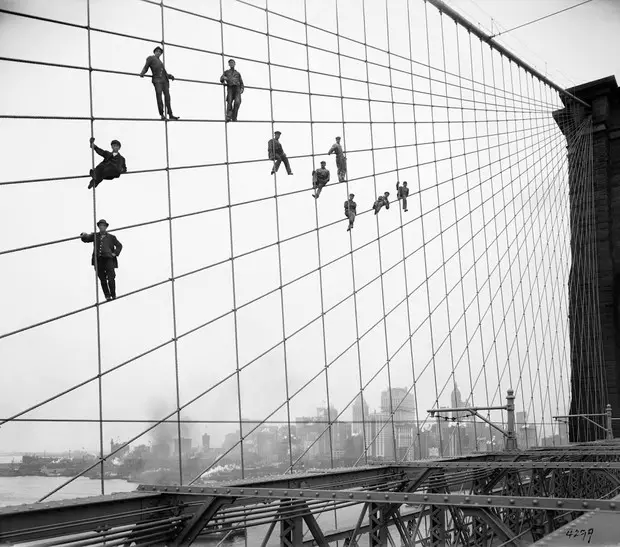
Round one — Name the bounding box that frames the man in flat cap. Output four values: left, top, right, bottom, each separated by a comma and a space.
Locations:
312, 160, 330, 198
396, 180, 409, 212
267, 130, 293, 175
220, 58, 244, 122
328, 136, 347, 182
344, 193, 356, 231
373, 191, 390, 215
140, 46, 179, 120
88, 137, 127, 189
80, 219, 123, 302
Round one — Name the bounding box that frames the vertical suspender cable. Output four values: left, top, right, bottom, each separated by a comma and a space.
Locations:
218, 0, 246, 481
159, 1, 183, 483
452, 23, 480, 451
85, 0, 105, 494
264, 0, 294, 469
334, 0, 368, 464
303, 0, 336, 471
422, 0, 445, 456
438, 12, 464, 455
360, 0, 398, 462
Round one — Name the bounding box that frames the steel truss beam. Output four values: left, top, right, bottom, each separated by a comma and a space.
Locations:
199, 486, 620, 512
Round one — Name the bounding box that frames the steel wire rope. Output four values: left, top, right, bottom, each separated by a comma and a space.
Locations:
0, 7, 566, 116
403, 0, 426, 462
484, 113, 590, 444
533, 94, 583, 438
467, 120, 584, 415
401, 128, 582, 459
489, 77, 564, 441
520, 74, 570, 443
383, 0, 423, 462
543, 85, 573, 433
477, 120, 582, 432
3, 124, 570, 446
3, 52, 568, 440
49, 130, 560, 487
264, 0, 295, 476
0, 1, 576, 114
436, 9, 465, 457
2, 20, 580, 506
466, 27, 495, 447
85, 0, 106, 496
317, 139, 573, 466
453, 22, 481, 451
477, 31, 506, 441
490, 48, 520, 415
516, 69, 549, 444
361, 0, 398, 463
7, 126, 572, 452
158, 0, 185, 486
419, 0, 445, 459
217, 142, 573, 476
333, 0, 369, 471
0, 119, 557, 189
228, 0, 571, 112
529, 75, 564, 442
216, 0, 246, 488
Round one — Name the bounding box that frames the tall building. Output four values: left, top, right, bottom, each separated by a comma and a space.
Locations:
450, 384, 467, 419
202, 432, 210, 451
379, 387, 416, 461
173, 437, 192, 457
352, 394, 369, 436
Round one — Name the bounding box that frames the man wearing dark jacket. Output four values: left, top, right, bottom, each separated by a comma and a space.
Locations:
140, 46, 179, 120
396, 180, 409, 212
80, 219, 123, 301
344, 193, 356, 231
373, 191, 390, 215
88, 138, 127, 189
220, 59, 244, 122
267, 131, 293, 175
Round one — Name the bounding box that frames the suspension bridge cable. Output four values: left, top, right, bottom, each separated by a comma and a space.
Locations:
1, 124, 569, 437
0, 0, 586, 505
488, 0, 595, 39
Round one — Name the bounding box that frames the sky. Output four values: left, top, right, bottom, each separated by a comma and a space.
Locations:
0, 0, 614, 483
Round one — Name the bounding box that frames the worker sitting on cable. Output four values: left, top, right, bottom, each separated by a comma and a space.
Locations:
140, 46, 179, 121
312, 161, 330, 198
344, 193, 357, 231
328, 136, 347, 182
87, 138, 127, 190
220, 58, 244, 122
80, 219, 122, 302
373, 191, 390, 215
268, 131, 293, 175
396, 180, 409, 212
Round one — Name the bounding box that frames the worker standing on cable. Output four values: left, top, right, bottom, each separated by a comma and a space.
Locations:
396, 181, 409, 212
80, 219, 123, 302
312, 161, 330, 198
328, 136, 347, 182
373, 191, 390, 215
268, 131, 293, 175
220, 58, 244, 122
140, 46, 179, 121
344, 193, 357, 231
87, 138, 127, 190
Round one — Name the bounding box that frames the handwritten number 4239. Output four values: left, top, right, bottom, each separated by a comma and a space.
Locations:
565, 528, 594, 543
